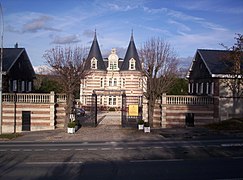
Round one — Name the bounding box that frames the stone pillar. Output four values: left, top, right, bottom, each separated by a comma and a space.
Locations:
161, 93, 167, 128
50, 91, 56, 129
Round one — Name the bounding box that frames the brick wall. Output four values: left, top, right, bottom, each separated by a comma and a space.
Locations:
153, 94, 218, 128
1, 92, 66, 133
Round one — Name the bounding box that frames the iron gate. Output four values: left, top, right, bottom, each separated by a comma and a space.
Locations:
77, 93, 97, 127
121, 93, 143, 128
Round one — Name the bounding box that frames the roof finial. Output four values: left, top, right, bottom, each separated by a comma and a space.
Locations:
94, 29, 97, 41
131, 29, 134, 41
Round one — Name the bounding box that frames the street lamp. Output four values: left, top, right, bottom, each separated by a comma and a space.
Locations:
0, 3, 4, 135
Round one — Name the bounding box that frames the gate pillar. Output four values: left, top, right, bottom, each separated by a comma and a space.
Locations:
92, 91, 97, 126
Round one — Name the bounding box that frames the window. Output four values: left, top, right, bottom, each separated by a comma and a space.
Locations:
200, 83, 204, 94
122, 78, 125, 88
129, 58, 136, 70
13, 80, 17, 92
191, 83, 194, 94
100, 78, 103, 87
196, 83, 199, 94
109, 78, 112, 86
211, 82, 214, 95
107, 48, 119, 71
109, 96, 116, 106
28, 81, 32, 92
91, 57, 97, 69
108, 78, 117, 86
21, 81, 25, 92
188, 83, 191, 94
206, 82, 209, 94
113, 78, 117, 86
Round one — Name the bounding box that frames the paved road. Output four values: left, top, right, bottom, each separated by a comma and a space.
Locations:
1, 139, 243, 179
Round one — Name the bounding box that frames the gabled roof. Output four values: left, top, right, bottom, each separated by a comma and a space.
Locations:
120, 33, 142, 71
3, 48, 35, 76
187, 49, 243, 78
84, 32, 106, 70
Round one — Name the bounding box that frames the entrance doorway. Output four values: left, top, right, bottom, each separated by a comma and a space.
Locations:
22, 111, 31, 131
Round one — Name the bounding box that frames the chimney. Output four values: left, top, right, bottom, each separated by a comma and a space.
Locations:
14, 42, 18, 48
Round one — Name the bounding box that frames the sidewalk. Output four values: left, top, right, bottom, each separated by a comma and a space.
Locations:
6, 125, 243, 143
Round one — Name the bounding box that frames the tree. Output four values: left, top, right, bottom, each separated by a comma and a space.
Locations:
43, 46, 87, 128
140, 37, 179, 127
34, 74, 63, 93
220, 33, 243, 116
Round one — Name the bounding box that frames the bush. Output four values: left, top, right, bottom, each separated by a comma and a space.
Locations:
67, 121, 76, 128
138, 119, 144, 125
109, 107, 116, 111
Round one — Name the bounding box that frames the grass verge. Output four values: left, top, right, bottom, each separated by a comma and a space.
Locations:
0, 133, 22, 140
205, 118, 243, 131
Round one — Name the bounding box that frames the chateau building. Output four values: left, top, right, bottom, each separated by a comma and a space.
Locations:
80, 32, 145, 108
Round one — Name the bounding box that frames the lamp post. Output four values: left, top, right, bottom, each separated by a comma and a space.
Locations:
0, 3, 4, 135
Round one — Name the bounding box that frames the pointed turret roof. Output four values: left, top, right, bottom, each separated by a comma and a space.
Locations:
84, 31, 106, 70
120, 31, 142, 71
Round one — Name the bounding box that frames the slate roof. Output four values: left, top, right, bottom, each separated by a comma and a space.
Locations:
199, 49, 243, 74
120, 33, 142, 71
188, 49, 243, 78
84, 32, 106, 71
2, 48, 35, 76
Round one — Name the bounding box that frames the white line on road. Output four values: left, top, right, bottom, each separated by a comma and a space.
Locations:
88, 148, 98, 151
114, 147, 124, 150
26, 161, 83, 165
23, 149, 32, 152
61, 149, 71, 151
75, 148, 84, 151
0, 149, 7, 152
128, 147, 136, 150
34, 149, 44, 151
221, 143, 243, 147
130, 159, 184, 163
49, 149, 58, 151
101, 148, 111, 151
11, 149, 20, 151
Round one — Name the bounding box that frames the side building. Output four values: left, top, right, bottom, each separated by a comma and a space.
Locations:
80, 32, 145, 109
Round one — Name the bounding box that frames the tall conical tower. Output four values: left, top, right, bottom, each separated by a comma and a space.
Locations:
120, 31, 142, 71
84, 31, 106, 70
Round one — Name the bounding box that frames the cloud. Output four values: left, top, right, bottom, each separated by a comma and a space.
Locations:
168, 19, 191, 32
22, 15, 60, 33
50, 34, 81, 44
143, 6, 227, 32
82, 29, 95, 38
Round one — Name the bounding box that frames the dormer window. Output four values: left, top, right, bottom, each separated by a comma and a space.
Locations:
129, 58, 136, 70
91, 57, 97, 69
107, 48, 119, 71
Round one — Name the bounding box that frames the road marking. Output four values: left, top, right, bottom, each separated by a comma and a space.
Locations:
11, 149, 20, 152
130, 159, 184, 163
49, 149, 58, 151
75, 148, 84, 151
34, 149, 44, 151
232, 157, 243, 159
61, 149, 71, 151
26, 161, 83, 165
23, 149, 32, 152
221, 143, 243, 147
0, 149, 7, 152
154, 147, 163, 149
88, 148, 97, 151
101, 148, 111, 151
128, 147, 136, 150
114, 147, 123, 150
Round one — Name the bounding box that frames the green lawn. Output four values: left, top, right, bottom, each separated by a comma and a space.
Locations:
205, 118, 243, 131
0, 133, 22, 140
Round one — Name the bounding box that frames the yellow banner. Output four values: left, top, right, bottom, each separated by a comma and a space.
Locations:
128, 104, 138, 116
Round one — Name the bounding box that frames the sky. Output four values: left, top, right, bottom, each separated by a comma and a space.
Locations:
1, 0, 243, 68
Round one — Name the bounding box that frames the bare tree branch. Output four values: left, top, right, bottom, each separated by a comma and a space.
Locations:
43, 46, 88, 128
139, 37, 179, 127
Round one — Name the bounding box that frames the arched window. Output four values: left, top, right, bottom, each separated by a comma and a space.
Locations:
91, 57, 97, 69
129, 58, 136, 70
107, 48, 119, 71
